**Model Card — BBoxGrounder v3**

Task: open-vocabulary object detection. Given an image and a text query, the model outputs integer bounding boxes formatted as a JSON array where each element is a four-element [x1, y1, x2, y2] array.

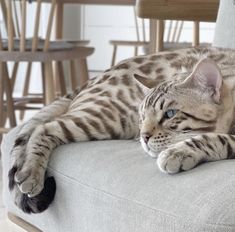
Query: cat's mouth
[[140, 138, 163, 158], [140, 132, 198, 158]]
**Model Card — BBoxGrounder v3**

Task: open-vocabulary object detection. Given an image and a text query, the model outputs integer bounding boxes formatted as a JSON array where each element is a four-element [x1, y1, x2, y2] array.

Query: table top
[[136, 0, 219, 22], [42, 0, 136, 5]]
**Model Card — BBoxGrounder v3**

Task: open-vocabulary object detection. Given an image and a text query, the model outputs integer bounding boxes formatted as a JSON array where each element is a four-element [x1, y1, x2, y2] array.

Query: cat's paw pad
[[15, 168, 44, 197], [157, 146, 197, 174]]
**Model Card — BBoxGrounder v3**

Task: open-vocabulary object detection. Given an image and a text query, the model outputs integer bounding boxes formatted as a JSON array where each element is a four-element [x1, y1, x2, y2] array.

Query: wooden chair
[[110, 7, 204, 66], [152, 20, 205, 52], [0, 0, 94, 133]]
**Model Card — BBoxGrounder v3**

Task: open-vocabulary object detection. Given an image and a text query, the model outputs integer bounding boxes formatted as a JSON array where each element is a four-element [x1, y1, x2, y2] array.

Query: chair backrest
[[165, 20, 184, 43], [0, 0, 57, 52], [133, 10, 184, 45]]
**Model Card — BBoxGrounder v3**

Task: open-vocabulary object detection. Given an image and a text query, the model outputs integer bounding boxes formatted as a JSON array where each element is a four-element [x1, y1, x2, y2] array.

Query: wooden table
[[136, 0, 220, 52]]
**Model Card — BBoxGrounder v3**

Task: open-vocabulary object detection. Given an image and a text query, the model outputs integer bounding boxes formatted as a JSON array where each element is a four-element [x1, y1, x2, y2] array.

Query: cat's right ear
[[133, 73, 159, 89]]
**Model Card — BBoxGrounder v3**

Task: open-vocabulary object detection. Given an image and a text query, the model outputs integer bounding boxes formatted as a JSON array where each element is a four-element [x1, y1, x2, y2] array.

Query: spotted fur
[[8, 47, 235, 213]]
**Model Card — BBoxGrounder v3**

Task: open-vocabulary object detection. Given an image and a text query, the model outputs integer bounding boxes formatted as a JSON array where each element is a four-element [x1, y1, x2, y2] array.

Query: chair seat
[[164, 42, 211, 50], [110, 40, 149, 46], [0, 46, 94, 62], [2, 126, 235, 232], [60, 40, 90, 47], [2, 38, 77, 51]]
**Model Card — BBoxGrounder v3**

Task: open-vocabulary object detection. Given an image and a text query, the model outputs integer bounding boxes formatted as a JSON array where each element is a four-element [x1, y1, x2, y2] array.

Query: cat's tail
[[8, 168, 56, 214]]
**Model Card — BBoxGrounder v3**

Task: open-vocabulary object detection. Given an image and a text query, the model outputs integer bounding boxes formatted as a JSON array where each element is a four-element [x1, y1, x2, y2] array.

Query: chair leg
[[11, 62, 19, 88], [57, 61, 66, 96], [193, 21, 200, 47], [149, 19, 157, 53], [44, 62, 55, 105], [77, 58, 89, 87], [0, 62, 4, 130], [70, 60, 78, 91], [156, 20, 164, 52], [19, 62, 32, 121], [111, 45, 117, 66], [134, 46, 138, 56], [3, 63, 16, 128], [41, 63, 46, 105]]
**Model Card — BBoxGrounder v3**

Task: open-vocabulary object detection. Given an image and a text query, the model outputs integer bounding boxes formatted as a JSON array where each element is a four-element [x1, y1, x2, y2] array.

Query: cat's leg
[[14, 113, 123, 199], [8, 97, 72, 213], [9, 97, 72, 176], [157, 133, 235, 174]]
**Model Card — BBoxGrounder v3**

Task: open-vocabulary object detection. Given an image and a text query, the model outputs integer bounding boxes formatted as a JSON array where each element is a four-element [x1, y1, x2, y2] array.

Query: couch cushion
[[2, 126, 235, 232]]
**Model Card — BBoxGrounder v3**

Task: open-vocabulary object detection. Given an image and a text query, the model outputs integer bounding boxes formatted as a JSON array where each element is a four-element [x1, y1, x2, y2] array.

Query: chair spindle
[[7, 0, 14, 51], [32, 0, 42, 52], [20, 0, 26, 52], [44, 0, 56, 52]]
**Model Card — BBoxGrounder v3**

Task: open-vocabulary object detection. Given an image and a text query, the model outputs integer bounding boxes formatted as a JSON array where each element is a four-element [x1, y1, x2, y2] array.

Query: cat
[[7, 47, 235, 213]]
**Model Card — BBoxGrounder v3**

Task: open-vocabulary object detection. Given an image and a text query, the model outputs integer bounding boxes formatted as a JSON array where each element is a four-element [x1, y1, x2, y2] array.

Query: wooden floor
[[0, 219, 27, 232]]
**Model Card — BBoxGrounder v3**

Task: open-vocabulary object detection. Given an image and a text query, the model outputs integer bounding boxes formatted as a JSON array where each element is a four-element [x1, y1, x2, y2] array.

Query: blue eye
[[164, 109, 177, 119]]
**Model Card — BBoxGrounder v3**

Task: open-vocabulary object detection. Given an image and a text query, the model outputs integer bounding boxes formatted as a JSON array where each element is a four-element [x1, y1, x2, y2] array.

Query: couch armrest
[[136, 0, 219, 22]]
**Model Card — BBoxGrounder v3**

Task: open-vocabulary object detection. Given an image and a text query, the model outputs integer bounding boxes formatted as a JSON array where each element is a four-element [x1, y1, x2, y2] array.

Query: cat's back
[[68, 47, 235, 111]]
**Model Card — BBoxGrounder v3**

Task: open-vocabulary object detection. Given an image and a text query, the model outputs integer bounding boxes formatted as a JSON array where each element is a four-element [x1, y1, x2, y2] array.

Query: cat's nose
[[142, 133, 152, 143]]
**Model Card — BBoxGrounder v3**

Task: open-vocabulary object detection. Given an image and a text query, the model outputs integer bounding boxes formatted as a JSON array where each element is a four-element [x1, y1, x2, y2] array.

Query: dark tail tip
[[20, 177, 56, 214], [8, 166, 17, 191]]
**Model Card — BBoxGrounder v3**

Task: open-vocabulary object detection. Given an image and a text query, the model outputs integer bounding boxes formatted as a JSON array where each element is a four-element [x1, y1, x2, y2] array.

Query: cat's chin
[[146, 150, 159, 158], [140, 139, 160, 158]]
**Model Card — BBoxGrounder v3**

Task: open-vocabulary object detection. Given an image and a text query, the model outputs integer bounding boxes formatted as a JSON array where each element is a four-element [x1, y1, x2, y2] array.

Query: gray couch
[[2, 0, 235, 231], [2, 126, 235, 232]]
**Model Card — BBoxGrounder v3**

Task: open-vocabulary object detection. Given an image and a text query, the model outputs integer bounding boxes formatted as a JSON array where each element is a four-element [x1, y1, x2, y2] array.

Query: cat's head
[[134, 58, 233, 157]]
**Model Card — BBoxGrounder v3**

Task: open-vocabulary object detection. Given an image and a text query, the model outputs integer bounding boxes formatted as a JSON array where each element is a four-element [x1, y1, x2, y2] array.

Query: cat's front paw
[[157, 143, 200, 174], [15, 167, 45, 197]]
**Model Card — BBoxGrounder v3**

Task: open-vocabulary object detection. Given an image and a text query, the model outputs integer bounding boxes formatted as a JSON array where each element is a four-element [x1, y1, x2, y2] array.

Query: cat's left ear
[[181, 58, 222, 103], [133, 73, 161, 95], [133, 73, 160, 89]]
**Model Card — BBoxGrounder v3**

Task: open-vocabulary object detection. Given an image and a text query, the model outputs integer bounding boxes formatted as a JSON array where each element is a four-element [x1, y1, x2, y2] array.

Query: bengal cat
[[7, 47, 235, 213]]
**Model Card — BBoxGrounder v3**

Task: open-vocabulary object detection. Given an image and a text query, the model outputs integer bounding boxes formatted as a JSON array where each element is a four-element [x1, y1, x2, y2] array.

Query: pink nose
[[142, 133, 152, 143]]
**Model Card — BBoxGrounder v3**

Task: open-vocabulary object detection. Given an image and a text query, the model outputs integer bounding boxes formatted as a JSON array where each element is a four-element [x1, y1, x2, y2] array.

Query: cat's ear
[[133, 73, 159, 89], [181, 58, 222, 103]]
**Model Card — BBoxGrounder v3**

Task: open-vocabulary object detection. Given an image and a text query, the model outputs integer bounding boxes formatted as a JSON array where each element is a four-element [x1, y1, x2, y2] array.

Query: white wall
[[83, 5, 146, 71]]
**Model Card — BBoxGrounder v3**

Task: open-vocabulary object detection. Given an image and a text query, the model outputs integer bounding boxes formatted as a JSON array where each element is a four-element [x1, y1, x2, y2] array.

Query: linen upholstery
[[2, 126, 235, 232]]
